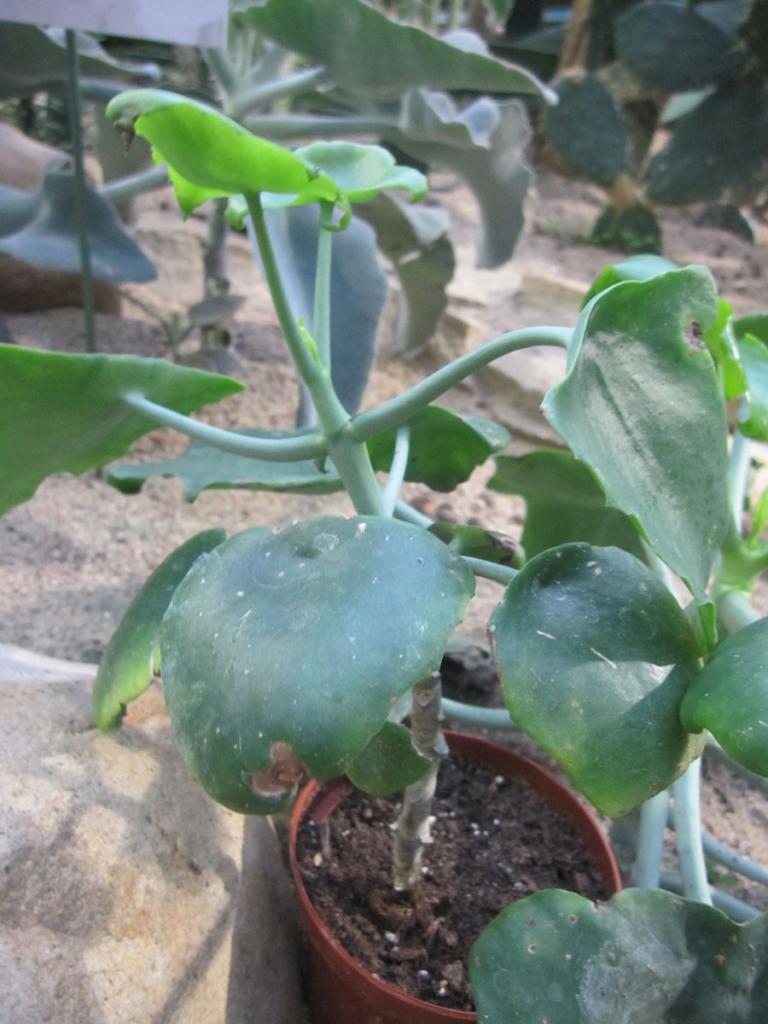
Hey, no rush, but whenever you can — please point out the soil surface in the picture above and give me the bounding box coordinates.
[298,752,609,1012]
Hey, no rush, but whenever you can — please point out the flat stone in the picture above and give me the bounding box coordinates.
[0,674,303,1024]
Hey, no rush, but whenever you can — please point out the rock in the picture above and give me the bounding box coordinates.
[0,674,303,1024]
[0,123,67,192]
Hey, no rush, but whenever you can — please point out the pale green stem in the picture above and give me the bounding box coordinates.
[204,47,236,95]
[122,393,325,460]
[243,114,395,139]
[665,813,768,888]
[382,427,411,517]
[633,789,670,889]
[246,195,385,516]
[232,67,328,117]
[465,558,518,586]
[672,759,712,904]
[660,873,759,921]
[729,417,752,536]
[394,498,432,528]
[442,699,515,731]
[99,165,168,204]
[393,675,446,890]
[313,203,334,370]
[350,328,571,442]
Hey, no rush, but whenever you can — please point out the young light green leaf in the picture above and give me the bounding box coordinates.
[106,89,336,215]
[92,530,226,732]
[160,517,474,814]
[471,888,768,1024]
[0,346,242,517]
[237,0,553,100]
[367,407,510,492]
[491,544,703,816]
[733,317,768,440]
[682,617,768,776]
[346,722,430,797]
[489,449,644,561]
[108,433,342,500]
[295,142,427,204]
[544,267,731,600]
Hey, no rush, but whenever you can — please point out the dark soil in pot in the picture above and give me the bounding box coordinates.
[297,746,614,1013]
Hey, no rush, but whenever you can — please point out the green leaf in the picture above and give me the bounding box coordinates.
[647,82,768,205]
[368,407,510,492]
[581,254,678,307]
[470,888,768,1024]
[92,530,226,732]
[491,544,703,816]
[256,205,387,415]
[357,191,454,353]
[543,267,731,600]
[107,432,341,500]
[0,169,156,283]
[393,93,532,269]
[682,617,768,775]
[544,76,628,188]
[237,0,552,99]
[106,89,335,215]
[590,203,662,255]
[0,346,242,517]
[703,298,747,401]
[294,142,427,204]
[160,517,474,813]
[428,523,522,567]
[615,2,743,93]
[489,449,644,561]
[735,332,768,441]
[0,22,152,99]
[346,722,430,797]
[734,315,768,347]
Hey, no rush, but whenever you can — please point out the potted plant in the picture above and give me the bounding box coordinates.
[1,88,767,1020]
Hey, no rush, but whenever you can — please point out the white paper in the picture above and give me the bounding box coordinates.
[0,0,228,47]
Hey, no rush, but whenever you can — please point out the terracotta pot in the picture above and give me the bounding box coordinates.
[289,730,622,1024]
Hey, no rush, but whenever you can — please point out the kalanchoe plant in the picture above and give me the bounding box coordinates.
[2,89,768,1017]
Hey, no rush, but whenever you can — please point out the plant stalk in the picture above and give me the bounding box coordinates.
[232,67,328,117]
[393,674,446,890]
[242,114,396,139]
[313,202,335,370]
[382,427,411,516]
[201,199,231,352]
[100,165,169,204]
[350,327,571,442]
[122,394,325,460]
[672,758,712,904]
[633,788,670,889]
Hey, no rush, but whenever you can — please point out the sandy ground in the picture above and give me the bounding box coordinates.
[2,167,767,909]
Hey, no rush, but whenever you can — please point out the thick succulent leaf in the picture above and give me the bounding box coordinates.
[107,89,335,214]
[489,450,644,561]
[491,543,703,816]
[544,267,731,600]
[733,319,768,441]
[160,517,474,813]
[346,722,430,797]
[471,888,768,1024]
[295,142,427,204]
[701,298,747,401]
[0,22,151,99]
[544,76,628,187]
[92,530,226,732]
[356,191,454,353]
[590,203,662,255]
[108,433,341,500]
[368,407,510,492]
[0,170,156,282]
[682,617,768,775]
[252,204,387,415]
[647,82,768,205]
[238,0,552,99]
[393,93,532,268]
[429,523,522,567]
[0,345,242,516]
[581,254,678,306]
[615,2,743,92]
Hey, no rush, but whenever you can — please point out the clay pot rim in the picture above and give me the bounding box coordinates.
[288,729,622,1022]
